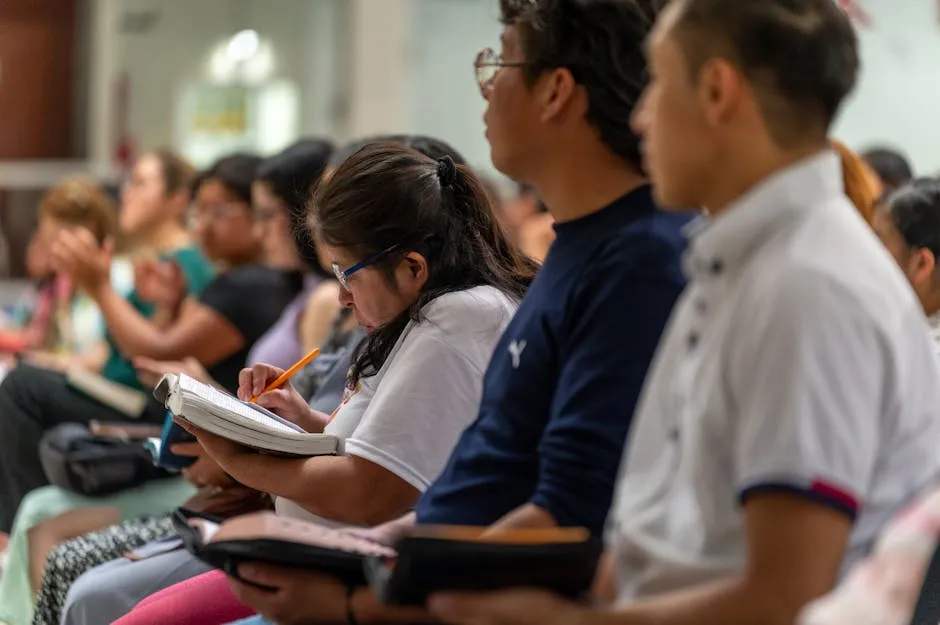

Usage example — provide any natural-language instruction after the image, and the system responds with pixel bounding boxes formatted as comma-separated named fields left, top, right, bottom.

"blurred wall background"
left=0, top=0, right=936, bottom=279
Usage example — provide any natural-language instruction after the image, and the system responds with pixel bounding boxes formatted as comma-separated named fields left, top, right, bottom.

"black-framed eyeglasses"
left=474, top=47, right=527, bottom=95
left=331, top=244, right=400, bottom=290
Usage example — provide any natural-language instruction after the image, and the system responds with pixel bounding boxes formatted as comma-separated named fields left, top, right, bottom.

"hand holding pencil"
left=236, top=349, right=321, bottom=429
left=248, top=348, right=320, bottom=403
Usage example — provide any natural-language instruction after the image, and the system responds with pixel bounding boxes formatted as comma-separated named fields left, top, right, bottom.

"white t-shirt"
left=608, top=151, right=940, bottom=601
left=276, top=285, right=518, bottom=526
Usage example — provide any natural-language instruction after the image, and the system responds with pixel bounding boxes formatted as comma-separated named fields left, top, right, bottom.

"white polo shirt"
left=608, top=151, right=940, bottom=602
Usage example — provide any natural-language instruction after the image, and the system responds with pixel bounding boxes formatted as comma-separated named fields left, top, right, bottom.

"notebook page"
left=177, top=374, right=304, bottom=434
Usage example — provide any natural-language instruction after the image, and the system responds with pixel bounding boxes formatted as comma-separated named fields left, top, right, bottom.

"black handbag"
left=39, top=422, right=173, bottom=496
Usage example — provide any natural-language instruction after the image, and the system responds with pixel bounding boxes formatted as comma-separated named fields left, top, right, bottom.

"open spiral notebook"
left=154, top=373, right=341, bottom=457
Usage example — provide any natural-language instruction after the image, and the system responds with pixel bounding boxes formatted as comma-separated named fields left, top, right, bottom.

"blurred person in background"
left=872, top=178, right=940, bottom=348
left=0, top=150, right=216, bottom=625
left=294, top=137, right=380, bottom=353
left=500, top=182, right=542, bottom=235
left=26, top=139, right=335, bottom=625
left=0, top=232, right=60, bottom=349
left=516, top=187, right=555, bottom=262
left=0, top=178, right=132, bottom=368
left=0, top=152, right=300, bottom=625
left=99, top=149, right=217, bottom=389
left=50, top=152, right=302, bottom=391
left=496, top=183, right=555, bottom=262
left=0, top=151, right=217, bottom=529
left=244, top=138, right=335, bottom=369
left=862, top=146, right=914, bottom=194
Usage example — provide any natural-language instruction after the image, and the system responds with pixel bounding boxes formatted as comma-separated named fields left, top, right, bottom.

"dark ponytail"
left=437, top=156, right=534, bottom=303
left=313, top=143, right=537, bottom=386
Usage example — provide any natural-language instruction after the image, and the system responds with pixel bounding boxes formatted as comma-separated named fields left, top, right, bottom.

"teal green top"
left=100, top=246, right=216, bottom=389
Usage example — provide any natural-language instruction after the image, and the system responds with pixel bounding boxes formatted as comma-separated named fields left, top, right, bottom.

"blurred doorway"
left=0, top=0, right=78, bottom=159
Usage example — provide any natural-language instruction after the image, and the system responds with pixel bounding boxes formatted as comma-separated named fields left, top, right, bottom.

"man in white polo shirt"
left=427, top=1, right=940, bottom=625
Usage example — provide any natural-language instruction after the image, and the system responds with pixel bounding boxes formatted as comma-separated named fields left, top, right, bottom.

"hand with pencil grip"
left=237, top=363, right=331, bottom=434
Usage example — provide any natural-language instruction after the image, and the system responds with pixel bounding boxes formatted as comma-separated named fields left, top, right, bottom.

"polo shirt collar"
left=685, top=150, right=844, bottom=280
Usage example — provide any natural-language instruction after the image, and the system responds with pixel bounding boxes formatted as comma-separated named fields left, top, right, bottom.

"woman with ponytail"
left=85, top=142, right=536, bottom=625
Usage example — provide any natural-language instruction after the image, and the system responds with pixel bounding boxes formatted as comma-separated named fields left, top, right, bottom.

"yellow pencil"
left=248, top=348, right=320, bottom=403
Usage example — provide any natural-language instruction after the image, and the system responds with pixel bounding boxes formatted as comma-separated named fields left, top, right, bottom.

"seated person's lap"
left=61, top=548, right=213, bottom=625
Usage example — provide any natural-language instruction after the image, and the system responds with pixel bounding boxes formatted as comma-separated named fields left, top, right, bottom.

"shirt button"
left=695, top=299, right=707, bottom=313
left=711, top=259, right=724, bottom=275
left=687, top=333, right=699, bottom=349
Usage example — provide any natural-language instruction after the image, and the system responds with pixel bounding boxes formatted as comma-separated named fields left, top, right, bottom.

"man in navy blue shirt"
left=227, top=0, right=693, bottom=622
left=416, top=189, right=688, bottom=534
left=415, top=0, right=690, bottom=537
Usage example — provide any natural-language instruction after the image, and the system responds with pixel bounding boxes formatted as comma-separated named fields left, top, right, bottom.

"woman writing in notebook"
left=98, top=141, right=537, bottom=625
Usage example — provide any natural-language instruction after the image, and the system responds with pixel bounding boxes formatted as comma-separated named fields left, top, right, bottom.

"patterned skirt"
left=31, top=514, right=175, bottom=625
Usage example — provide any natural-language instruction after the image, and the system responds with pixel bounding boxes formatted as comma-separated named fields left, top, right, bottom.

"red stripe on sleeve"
left=810, top=480, right=860, bottom=513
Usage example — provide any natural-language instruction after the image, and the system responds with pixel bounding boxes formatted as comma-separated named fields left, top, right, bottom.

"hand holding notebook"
left=154, top=372, right=341, bottom=457
left=175, top=510, right=602, bottom=604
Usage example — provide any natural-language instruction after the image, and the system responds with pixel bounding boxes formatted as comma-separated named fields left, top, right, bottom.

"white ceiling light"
left=226, top=29, right=260, bottom=63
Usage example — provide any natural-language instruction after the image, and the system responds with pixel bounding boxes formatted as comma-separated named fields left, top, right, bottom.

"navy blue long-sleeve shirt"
left=415, top=186, right=692, bottom=535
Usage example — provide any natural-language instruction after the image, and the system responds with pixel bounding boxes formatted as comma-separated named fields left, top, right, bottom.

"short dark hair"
left=257, top=138, right=335, bottom=274
left=204, top=152, right=263, bottom=205
left=883, top=178, right=940, bottom=259
left=672, top=0, right=859, bottom=146
left=313, top=143, right=538, bottom=386
left=862, top=147, right=914, bottom=191
left=499, top=0, right=664, bottom=170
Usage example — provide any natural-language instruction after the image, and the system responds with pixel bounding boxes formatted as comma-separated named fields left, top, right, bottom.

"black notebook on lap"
left=172, top=509, right=391, bottom=587
left=173, top=509, right=602, bottom=602
left=367, top=525, right=603, bottom=606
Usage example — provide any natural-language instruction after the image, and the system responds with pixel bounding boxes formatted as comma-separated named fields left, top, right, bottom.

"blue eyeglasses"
left=331, top=245, right=400, bottom=290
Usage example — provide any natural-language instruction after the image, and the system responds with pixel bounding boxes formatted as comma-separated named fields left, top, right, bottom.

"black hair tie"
left=436, top=156, right=458, bottom=188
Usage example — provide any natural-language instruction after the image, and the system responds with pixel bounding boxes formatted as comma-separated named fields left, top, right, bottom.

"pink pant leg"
left=112, top=570, right=257, bottom=625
